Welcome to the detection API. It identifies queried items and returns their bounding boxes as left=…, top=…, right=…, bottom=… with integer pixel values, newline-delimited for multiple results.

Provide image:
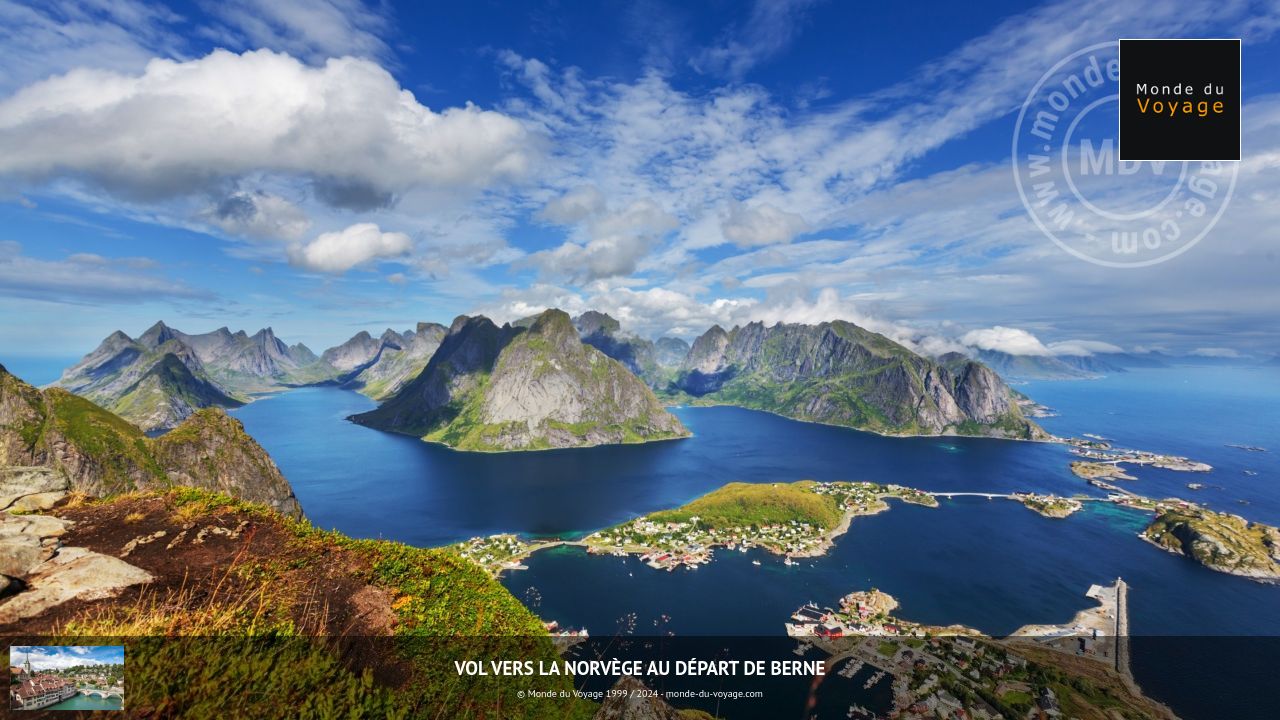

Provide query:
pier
left=1115, top=578, right=1130, bottom=678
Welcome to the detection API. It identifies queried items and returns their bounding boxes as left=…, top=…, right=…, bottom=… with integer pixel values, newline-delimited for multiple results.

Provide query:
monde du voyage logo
left=1013, top=40, right=1241, bottom=268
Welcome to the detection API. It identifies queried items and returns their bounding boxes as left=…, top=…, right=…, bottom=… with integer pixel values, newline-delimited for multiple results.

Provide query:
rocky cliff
left=353, top=310, right=689, bottom=451
left=1144, top=507, right=1280, bottom=582
left=1, top=365, right=301, bottom=518
left=573, top=311, right=685, bottom=389
left=327, top=322, right=449, bottom=400
left=673, top=321, right=1043, bottom=439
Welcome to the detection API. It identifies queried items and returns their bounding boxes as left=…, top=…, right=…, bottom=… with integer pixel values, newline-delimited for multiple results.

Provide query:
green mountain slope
left=672, top=321, right=1044, bottom=439
left=353, top=309, right=689, bottom=451
left=1, top=365, right=300, bottom=516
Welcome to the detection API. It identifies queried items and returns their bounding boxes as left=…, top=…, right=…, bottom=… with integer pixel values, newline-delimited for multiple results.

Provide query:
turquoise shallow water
left=47, top=693, right=124, bottom=710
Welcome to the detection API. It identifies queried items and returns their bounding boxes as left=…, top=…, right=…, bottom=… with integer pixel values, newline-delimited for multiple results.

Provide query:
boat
left=752, top=560, right=761, bottom=566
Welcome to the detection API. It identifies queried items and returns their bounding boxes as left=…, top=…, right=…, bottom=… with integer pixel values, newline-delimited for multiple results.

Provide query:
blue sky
left=10, top=645, right=125, bottom=671
left=1, top=0, right=1279, bottom=363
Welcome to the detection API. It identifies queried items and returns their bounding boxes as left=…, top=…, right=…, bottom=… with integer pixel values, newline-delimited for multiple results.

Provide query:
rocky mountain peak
left=138, top=321, right=178, bottom=349
left=574, top=310, right=621, bottom=337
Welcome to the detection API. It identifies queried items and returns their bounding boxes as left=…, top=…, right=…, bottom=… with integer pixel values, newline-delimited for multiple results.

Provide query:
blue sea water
left=0, top=355, right=78, bottom=387
left=226, top=365, right=1280, bottom=719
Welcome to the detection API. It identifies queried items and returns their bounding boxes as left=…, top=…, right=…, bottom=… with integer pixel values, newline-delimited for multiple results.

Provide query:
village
left=782, top=582, right=1140, bottom=719
left=586, top=482, right=940, bottom=571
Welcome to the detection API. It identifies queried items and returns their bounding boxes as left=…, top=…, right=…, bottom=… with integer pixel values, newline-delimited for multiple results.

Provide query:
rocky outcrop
left=593, top=676, right=683, bottom=720
left=0, top=543, right=153, bottom=624
left=1, top=510, right=151, bottom=623
left=0, top=466, right=69, bottom=512
left=353, top=310, right=689, bottom=451
left=1, top=365, right=303, bottom=518
left=1144, top=507, right=1280, bottom=582
left=673, top=321, right=1043, bottom=439
left=151, top=409, right=302, bottom=519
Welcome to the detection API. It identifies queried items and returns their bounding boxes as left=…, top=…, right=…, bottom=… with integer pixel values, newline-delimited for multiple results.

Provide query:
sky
left=1, top=0, right=1278, bottom=362
left=10, top=645, right=125, bottom=671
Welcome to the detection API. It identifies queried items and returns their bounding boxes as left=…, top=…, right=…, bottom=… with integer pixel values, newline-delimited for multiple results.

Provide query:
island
left=1069, top=462, right=1136, bottom=481
left=1143, top=506, right=1280, bottom=582
left=581, top=481, right=937, bottom=570
left=1014, top=493, right=1083, bottom=519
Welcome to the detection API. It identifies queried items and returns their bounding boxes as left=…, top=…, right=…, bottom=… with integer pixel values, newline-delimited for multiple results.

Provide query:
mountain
left=572, top=311, right=688, bottom=389
left=326, top=323, right=449, bottom=400
left=352, top=309, right=689, bottom=451
left=654, top=337, right=691, bottom=367
left=1, top=365, right=301, bottom=517
left=52, top=322, right=338, bottom=431
left=974, top=349, right=1103, bottom=381
left=172, top=325, right=336, bottom=392
left=671, top=322, right=1044, bottom=439
left=320, top=330, right=383, bottom=371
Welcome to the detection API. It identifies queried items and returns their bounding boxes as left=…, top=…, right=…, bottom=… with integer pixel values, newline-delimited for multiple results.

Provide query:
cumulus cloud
left=0, top=49, right=537, bottom=206
left=526, top=199, right=677, bottom=282
left=203, top=191, right=311, bottom=241
left=960, top=326, right=1052, bottom=356
left=720, top=202, right=810, bottom=247
left=287, top=223, right=412, bottom=273
left=539, top=186, right=606, bottom=224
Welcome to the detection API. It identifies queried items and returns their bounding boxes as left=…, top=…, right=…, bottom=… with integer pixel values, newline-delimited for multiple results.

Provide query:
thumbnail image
left=9, top=646, right=124, bottom=711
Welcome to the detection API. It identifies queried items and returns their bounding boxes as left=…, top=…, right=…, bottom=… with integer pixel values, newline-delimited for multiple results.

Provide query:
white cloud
left=1046, top=339, right=1125, bottom=357
left=203, top=191, right=311, bottom=241
left=526, top=199, right=677, bottom=282
left=0, top=0, right=185, bottom=96
left=0, top=241, right=209, bottom=304
left=691, top=0, right=821, bottom=78
left=539, top=186, right=606, bottom=224
left=1189, top=347, right=1242, bottom=358
left=0, top=49, right=537, bottom=206
left=199, top=0, right=394, bottom=65
left=960, top=326, right=1052, bottom=356
left=287, top=223, right=412, bottom=273
left=720, top=202, right=810, bottom=247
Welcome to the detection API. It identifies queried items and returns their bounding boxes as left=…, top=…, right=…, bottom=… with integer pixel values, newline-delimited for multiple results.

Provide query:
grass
left=52, top=487, right=597, bottom=720
left=647, top=481, right=843, bottom=531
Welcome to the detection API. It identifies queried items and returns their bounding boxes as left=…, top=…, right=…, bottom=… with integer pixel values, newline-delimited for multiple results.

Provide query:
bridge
left=931, top=492, right=1017, bottom=500
left=79, top=686, right=123, bottom=700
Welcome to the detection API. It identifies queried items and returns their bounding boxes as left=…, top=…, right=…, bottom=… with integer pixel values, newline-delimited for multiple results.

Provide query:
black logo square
left=1119, top=39, right=1240, bottom=161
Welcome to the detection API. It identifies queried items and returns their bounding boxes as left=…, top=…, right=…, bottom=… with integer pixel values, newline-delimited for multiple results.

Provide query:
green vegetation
left=647, top=481, right=843, bottom=530
left=1144, top=506, right=1280, bottom=579
left=55, top=488, right=594, bottom=720
left=45, top=388, right=168, bottom=493
left=671, top=319, right=1042, bottom=439
left=361, top=310, right=688, bottom=452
